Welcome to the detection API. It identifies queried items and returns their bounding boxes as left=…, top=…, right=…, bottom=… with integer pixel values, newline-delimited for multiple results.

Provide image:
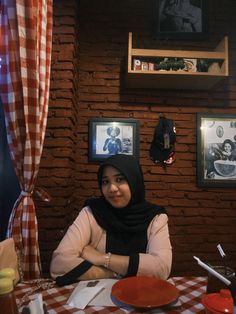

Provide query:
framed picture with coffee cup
left=197, top=113, right=236, bottom=187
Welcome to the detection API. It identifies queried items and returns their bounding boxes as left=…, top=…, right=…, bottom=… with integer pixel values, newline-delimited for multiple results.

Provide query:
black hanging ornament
left=149, top=114, right=176, bottom=165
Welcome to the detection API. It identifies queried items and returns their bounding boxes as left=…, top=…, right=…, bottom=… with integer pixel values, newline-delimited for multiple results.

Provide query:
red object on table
left=202, top=289, right=233, bottom=314
left=111, top=276, right=179, bottom=308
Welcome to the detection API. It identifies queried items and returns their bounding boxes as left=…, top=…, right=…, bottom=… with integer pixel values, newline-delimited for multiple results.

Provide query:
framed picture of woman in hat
left=89, top=118, right=139, bottom=162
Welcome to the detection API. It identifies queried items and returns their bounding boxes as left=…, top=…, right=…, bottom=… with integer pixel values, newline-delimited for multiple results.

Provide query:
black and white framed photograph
left=154, top=0, right=208, bottom=40
left=197, top=113, right=236, bottom=188
left=89, top=118, right=140, bottom=162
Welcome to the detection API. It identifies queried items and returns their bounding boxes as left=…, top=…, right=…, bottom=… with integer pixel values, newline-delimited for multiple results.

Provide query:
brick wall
left=36, top=0, right=236, bottom=277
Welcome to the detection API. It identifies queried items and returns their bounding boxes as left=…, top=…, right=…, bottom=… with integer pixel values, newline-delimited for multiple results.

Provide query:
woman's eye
left=102, top=179, right=108, bottom=185
left=116, top=176, right=126, bottom=183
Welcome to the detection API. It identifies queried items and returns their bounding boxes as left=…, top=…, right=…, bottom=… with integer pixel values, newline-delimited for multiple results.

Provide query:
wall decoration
left=197, top=113, right=236, bottom=187
left=89, top=118, right=139, bottom=162
left=183, top=58, right=197, bottom=72
left=154, top=0, right=208, bottom=40
left=216, top=125, right=224, bottom=138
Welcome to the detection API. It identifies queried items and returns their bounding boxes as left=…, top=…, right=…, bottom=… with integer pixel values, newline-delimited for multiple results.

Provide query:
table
left=15, top=276, right=207, bottom=314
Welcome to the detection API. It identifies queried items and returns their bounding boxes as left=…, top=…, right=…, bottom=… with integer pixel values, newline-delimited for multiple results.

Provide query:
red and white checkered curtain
left=0, top=0, right=53, bottom=279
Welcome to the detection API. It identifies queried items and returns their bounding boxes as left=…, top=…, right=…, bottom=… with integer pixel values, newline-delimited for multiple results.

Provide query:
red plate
left=111, top=276, right=179, bottom=308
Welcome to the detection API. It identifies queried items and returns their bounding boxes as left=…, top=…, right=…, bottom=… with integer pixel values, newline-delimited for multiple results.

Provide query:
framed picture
left=89, top=118, right=140, bottom=162
left=154, top=0, right=208, bottom=40
left=197, top=113, right=236, bottom=188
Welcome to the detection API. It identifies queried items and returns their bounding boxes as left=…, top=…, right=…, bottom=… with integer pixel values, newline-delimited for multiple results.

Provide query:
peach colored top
left=50, top=206, right=172, bottom=280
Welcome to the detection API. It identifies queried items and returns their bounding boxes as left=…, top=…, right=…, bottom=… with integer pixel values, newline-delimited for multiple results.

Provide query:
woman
left=103, top=126, right=122, bottom=155
left=206, top=139, right=236, bottom=178
left=221, top=139, right=235, bottom=161
left=50, top=154, right=172, bottom=284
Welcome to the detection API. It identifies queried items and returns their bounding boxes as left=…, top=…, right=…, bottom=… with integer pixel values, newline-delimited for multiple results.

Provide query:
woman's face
left=224, top=143, right=232, bottom=153
left=110, top=129, right=118, bottom=137
left=101, top=165, right=131, bottom=208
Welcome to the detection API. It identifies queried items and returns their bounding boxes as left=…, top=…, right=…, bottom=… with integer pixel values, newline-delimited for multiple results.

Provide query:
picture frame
left=154, top=0, right=208, bottom=40
left=196, top=113, right=236, bottom=188
left=89, top=118, right=140, bottom=162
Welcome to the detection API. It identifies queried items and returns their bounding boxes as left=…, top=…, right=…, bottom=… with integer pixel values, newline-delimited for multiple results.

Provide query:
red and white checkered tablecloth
left=15, top=277, right=207, bottom=314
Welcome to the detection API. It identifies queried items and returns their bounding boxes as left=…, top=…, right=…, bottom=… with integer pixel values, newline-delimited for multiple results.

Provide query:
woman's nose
left=109, top=182, right=118, bottom=192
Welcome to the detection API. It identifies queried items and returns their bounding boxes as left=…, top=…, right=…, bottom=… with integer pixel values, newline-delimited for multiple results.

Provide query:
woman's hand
left=222, top=151, right=231, bottom=156
left=82, top=245, right=104, bottom=267
left=82, top=246, right=129, bottom=276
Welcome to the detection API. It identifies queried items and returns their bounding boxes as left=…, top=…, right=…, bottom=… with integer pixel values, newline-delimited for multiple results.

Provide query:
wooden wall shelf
left=126, top=32, right=229, bottom=90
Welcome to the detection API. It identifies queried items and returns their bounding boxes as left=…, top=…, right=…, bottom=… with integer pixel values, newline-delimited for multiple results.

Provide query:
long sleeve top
left=50, top=206, right=172, bottom=280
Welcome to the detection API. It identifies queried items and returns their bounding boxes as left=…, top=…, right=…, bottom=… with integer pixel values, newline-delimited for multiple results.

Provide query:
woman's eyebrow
left=102, top=172, right=123, bottom=179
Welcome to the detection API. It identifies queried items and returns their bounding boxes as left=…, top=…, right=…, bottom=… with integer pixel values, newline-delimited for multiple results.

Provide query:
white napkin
left=89, top=279, right=120, bottom=306
left=67, top=279, right=112, bottom=309
left=28, top=293, right=44, bottom=314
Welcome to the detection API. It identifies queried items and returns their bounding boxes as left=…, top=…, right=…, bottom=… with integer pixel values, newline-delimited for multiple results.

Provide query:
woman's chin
left=108, top=198, right=128, bottom=208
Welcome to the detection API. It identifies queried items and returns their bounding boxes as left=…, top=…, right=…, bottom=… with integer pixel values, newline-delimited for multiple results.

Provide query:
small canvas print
left=183, top=58, right=197, bottom=72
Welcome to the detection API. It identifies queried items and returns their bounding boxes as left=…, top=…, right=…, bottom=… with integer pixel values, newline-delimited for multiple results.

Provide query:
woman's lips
left=109, top=195, right=122, bottom=201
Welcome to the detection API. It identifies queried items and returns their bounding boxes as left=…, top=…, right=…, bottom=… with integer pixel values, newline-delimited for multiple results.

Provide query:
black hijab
left=85, top=154, right=166, bottom=255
